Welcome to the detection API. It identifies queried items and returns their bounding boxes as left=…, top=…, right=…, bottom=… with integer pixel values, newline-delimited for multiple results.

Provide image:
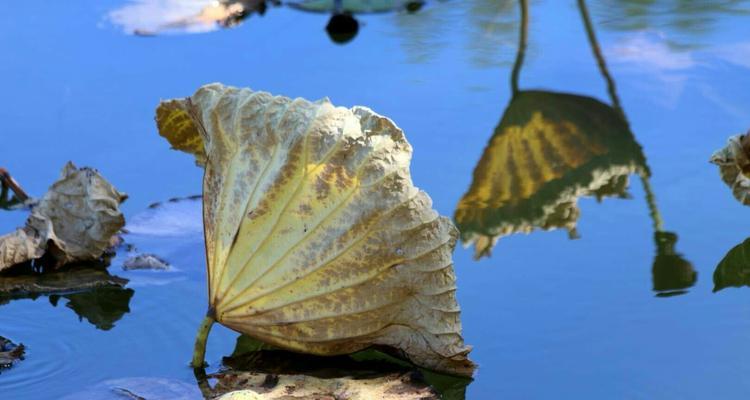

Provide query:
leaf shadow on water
left=453, top=0, right=696, bottom=297
left=0, top=261, right=134, bottom=331
left=193, top=335, right=471, bottom=399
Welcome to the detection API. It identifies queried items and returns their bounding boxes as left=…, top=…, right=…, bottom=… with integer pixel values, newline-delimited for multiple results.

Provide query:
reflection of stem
left=511, top=0, right=528, bottom=95
left=191, top=314, right=215, bottom=368
left=577, top=0, right=625, bottom=121
left=639, top=173, right=664, bottom=233
left=577, top=0, right=667, bottom=235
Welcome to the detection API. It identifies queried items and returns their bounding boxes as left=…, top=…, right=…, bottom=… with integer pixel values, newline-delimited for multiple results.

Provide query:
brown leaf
left=0, top=162, right=126, bottom=271
left=156, top=83, right=474, bottom=376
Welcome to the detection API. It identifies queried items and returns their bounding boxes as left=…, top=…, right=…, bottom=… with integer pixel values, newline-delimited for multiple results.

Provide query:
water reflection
left=109, top=0, right=425, bottom=44
left=0, top=263, right=134, bottom=331
left=593, top=0, right=750, bottom=48
left=194, top=335, right=471, bottom=400
left=713, top=237, right=750, bottom=292
left=455, top=0, right=695, bottom=296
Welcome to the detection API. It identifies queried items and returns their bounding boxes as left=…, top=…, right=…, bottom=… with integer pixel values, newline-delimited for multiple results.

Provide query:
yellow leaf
left=156, top=83, right=473, bottom=377
left=455, top=90, right=648, bottom=259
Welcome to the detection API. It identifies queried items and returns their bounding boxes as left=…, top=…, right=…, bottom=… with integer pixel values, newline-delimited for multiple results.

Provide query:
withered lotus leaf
left=455, top=90, right=647, bottom=259
left=710, top=133, right=750, bottom=205
left=0, top=162, right=126, bottom=271
left=155, top=83, right=473, bottom=376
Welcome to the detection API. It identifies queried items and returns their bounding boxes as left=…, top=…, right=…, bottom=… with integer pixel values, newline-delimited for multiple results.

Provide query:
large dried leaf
left=156, top=83, right=473, bottom=376
left=455, top=90, right=648, bottom=259
left=709, top=133, right=750, bottom=205
left=713, top=237, right=750, bottom=292
left=0, top=163, right=126, bottom=271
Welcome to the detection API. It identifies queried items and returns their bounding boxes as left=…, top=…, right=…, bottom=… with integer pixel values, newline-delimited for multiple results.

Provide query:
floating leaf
left=0, top=335, right=24, bottom=372
left=156, top=83, right=473, bottom=376
left=709, top=133, right=750, bottom=205
left=0, top=163, right=127, bottom=272
left=713, top=237, right=750, bottom=292
left=455, top=90, right=647, bottom=259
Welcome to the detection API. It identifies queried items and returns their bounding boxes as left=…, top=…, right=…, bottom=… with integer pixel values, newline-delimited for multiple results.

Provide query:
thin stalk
left=577, top=0, right=625, bottom=121
left=639, top=173, right=664, bottom=233
left=191, top=314, right=215, bottom=368
left=511, top=0, right=529, bottom=95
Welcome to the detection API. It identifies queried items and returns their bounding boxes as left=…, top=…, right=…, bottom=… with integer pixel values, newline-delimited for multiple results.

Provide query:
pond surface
left=2, top=0, right=750, bottom=398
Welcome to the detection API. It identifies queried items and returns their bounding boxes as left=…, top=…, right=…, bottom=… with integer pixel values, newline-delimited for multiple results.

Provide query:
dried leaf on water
left=713, top=237, right=750, bottom=292
left=454, top=90, right=648, bottom=259
left=0, top=335, right=25, bottom=371
left=156, top=83, right=473, bottom=376
left=0, top=162, right=126, bottom=272
left=214, top=335, right=470, bottom=400
left=709, top=132, right=750, bottom=205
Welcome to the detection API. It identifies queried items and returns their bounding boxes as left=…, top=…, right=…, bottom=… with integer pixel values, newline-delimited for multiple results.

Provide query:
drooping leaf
left=156, top=83, right=473, bottom=376
left=709, top=133, right=750, bottom=205
left=0, top=162, right=127, bottom=271
left=455, top=90, right=648, bottom=259
left=713, top=237, right=750, bottom=292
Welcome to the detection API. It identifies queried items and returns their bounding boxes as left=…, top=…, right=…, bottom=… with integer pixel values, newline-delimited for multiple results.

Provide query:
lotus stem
left=510, top=0, right=529, bottom=95
left=191, top=314, right=215, bottom=368
left=639, top=174, right=664, bottom=233
left=577, top=0, right=625, bottom=121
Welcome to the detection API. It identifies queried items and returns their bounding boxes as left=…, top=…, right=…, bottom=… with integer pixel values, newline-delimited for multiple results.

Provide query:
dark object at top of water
left=326, top=13, right=359, bottom=44
left=652, top=231, right=696, bottom=297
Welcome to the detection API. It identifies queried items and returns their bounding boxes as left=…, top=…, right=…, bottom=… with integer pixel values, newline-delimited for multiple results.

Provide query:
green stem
left=191, top=314, right=215, bottom=368
left=511, top=0, right=529, bottom=95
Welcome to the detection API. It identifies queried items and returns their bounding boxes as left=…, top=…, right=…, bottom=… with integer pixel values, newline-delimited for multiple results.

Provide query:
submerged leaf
left=713, top=237, right=750, bottom=292
left=709, top=133, right=750, bottom=205
left=0, top=163, right=126, bottom=271
left=156, top=83, right=473, bottom=376
left=455, top=90, right=647, bottom=259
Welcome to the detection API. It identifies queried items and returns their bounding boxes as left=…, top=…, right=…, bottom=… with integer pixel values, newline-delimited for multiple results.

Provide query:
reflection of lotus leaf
left=62, top=287, right=135, bottom=331
left=0, top=265, right=133, bottom=330
left=455, top=90, right=647, bottom=259
left=713, top=237, right=750, bottom=292
left=288, top=0, right=418, bottom=13
left=156, top=83, right=473, bottom=376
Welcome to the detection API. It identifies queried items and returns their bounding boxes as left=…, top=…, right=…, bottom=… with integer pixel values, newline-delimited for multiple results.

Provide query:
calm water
left=2, top=1, right=750, bottom=398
